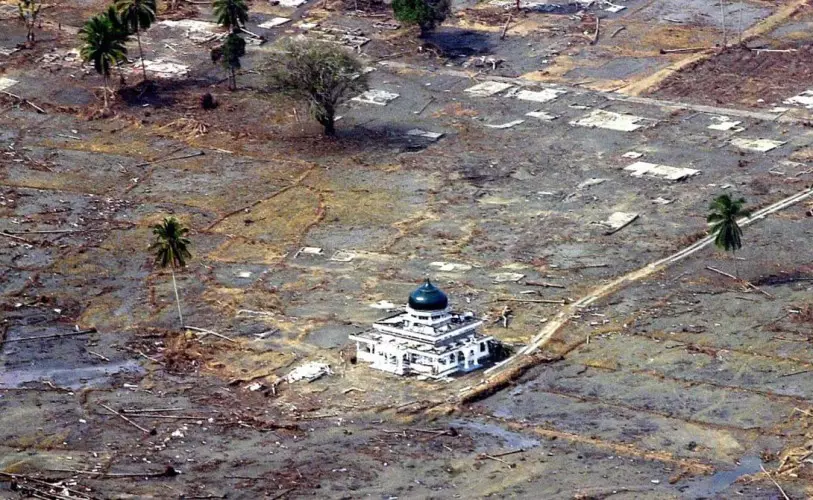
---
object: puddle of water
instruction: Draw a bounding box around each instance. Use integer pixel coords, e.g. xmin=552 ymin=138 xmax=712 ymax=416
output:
xmin=682 ymin=456 xmax=763 ymax=498
xmin=0 ymin=359 xmax=144 ymax=390
xmin=451 ymin=420 xmax=541 ymax=452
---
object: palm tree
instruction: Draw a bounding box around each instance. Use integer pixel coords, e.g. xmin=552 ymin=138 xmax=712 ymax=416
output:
xmin=221 ymin=32 xmax=245 ymax=90
xmin=79 ymin=10 xmax=128 ymax=109
xmin=213 ymin=0 xmax=248 ymax=32
xmin=708 ymin=194 xmax=751 ymax=278
xmin=115 ymin=0 xmax=156 ymax=81
xmin=149 ymin=217 xmax=192 ymax=327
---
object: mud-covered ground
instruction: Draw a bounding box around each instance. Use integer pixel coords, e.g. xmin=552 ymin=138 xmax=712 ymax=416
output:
xmin=4 ymin=0 xmax=813 ymax=498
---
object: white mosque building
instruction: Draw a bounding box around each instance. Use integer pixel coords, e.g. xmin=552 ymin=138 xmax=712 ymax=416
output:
xmin=349 ymin=280 xmax=496 ymax=378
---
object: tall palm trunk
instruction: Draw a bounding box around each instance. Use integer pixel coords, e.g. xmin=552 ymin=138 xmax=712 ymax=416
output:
xmin=720 ymin=0 xmax=727 ymax=47
xmin=733 ymin=249 xmax=739 ymax=280
xmin=136 ymin=27 xmax=148 ymax=81
xmin=102 ymin=73 xmax=109 ymax=109
xmin=171 ymin=269 xmax=184 ymax=327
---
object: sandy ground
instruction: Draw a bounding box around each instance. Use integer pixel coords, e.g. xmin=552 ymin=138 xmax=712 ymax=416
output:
xmin=3 ymin=0 xmax=813 ymax=498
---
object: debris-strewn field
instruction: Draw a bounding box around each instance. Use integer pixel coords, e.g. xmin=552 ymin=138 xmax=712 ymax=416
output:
xmin=4 ymin=0 xmax=813 ymax=498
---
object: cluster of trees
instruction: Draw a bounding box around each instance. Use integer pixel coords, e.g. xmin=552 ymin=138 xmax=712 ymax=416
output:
xmin=78 ymin=0 xmax=156 ymax=108
xmin=77 ymin=0 xmax=251 ymax=108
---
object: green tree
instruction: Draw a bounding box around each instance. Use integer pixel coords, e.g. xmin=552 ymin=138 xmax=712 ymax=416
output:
xmin=79 ymin=9 xmax=129 ymax=109
xmin=265 ymin=40 xmax=368 ymax=136
xmin=115 ymin=0 xmax=157 ymax=81
xmin=213 ymin=0 xmax=248 ymax=32
xmin=392 ymin=0 xmax=450 ymax=37
xmin=708 ymin=194 xmax=751 ymax=278
xmin=18 ymin=0 xmax=41 ymax=42
xmin=220 ymin=32 xmax=245 ymax=90
xmin=149 ymin=217 xmax=192 ymax=327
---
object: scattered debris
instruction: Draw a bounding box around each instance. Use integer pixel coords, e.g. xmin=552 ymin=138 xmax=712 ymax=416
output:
xmin=284 ymin=362 xmax=332 ymax=383
xmin=577 ymin=178 xmax=607 ymax=189
xmin=138 ymin=59 xmax=190 ymax=79
xmin=406 ymin=129 xmax=444 ymax=141
xmin=622 ymin=151 xmax=643 ymax=159
xmin=730 ymin=138 xmax=786 ymax=153
xmin=652 ymin=197 xmax=673 ymax=205
xmin=570 ymin=109 xmax=651 ymax=132
xmin=598 ymin=212 xmax=639 ymax=235
xmin=464 ymin=81 xmax=514 ymax=97
xmin=158 ymin=19 xmax=224 ymax=43
xmin=329 ymin=250 xmax=355 ymax=262
xmin=493 ymin=272 xmax=525 ymax=283
xmin=430 ymin=261 xmax=473 ymax=272
xmin=624 ymin=161 xmax=700 ymax=181
xmin=485 ymin=120 xmax=525 ymax=129
xmin=352 ymin=89 xmax=400 ymax=106
xmin=311 ymin=26 xmax=370 ymax=47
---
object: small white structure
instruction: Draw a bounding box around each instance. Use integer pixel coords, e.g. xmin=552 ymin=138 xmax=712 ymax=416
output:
xmin=350 ymin=280 xmax=495 ymax=378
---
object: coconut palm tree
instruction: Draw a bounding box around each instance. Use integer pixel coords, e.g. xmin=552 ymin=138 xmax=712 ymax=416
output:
xmin=79 ymin=10 xmax=128 ymax=108
xmin=115 ymin=0 xmax=156 ymax=81
xmin=149 ymin=217 xmax=192 ymax=327
xmin=213 ymin=0 xmax=248 ymax=32
xmin=708 ymin=194 xmax=751 ymax=278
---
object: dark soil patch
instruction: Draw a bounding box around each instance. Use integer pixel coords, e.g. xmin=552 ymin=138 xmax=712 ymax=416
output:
xmin=652 ymin=45 xmax=813 ymax=108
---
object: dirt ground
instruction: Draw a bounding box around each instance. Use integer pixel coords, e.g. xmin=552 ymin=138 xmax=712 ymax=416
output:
xmin=4 ymin=0 xmax=813 ymax=498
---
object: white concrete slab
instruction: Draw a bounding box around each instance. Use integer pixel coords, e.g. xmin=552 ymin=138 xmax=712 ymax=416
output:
xmin=730 ymin=137 xmax=785 ymax=152
xmin=258 ymin=17 xmax=291 ymax=28
xmin=622 ymin=151 xmax=643 ymax=159
xmin=508 ymin=87 xmax=566 ymax=103
xmin=785 ymin=90 xmax=813 ymax=109
xmin=624 ymin=161 xmax=700 ymax=181
xmin=707 ymin=116 xmax=743 ymax=131
xmin=485 ymin=120 xmax=524 ymax=129
xmin=430 ymin=262 xmax=472 ymax=272
xmin=279 ymin=0 xmax=307 ymax=7
xmin=352 ymin=89 xmax=400 ymax=106
xmin=493 ymin=272 xmax=524 ymax=282
xmin=570 ymin=109 xmax=649 ymax=132
xmin=600 ymin=212 xmax=639 ymax=234
xmin=141 ymin=60 xmax=189 ymax=78
xmin=525 ymin=110 xmax=557 ymax=121
xmin=464 ymin=81 xmax=514 ymax=97
xmin=0 ymin=77 xmax=17 ymax=91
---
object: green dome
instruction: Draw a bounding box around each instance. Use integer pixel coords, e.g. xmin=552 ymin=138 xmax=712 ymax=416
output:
xmin=408 ymin=279 xmax=448 ymax=311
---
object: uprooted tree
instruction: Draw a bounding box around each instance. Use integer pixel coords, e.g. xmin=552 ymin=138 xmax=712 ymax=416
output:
xmin=264 ymin=40 xmax=368 ymax=136
xmin=392 ymin=0 xmax=450 ymax=37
